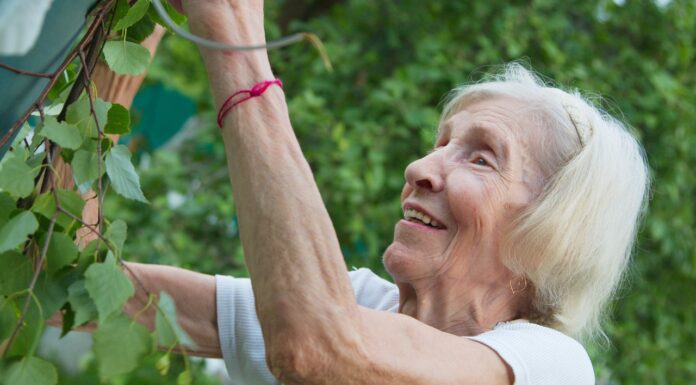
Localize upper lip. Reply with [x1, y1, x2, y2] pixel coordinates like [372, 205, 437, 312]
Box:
[402, 202, 446, 229]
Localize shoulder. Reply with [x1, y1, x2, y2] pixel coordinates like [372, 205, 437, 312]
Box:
[466, 321, 595, 385]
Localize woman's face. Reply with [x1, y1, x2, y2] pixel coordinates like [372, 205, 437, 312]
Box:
[384, 96, 543, 284]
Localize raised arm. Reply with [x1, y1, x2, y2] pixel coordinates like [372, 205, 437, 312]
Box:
[181, 0, 359, 363]
[183, 1, 512, 384]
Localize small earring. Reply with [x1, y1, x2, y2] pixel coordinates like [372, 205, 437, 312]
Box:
[509, 277, 528, 295]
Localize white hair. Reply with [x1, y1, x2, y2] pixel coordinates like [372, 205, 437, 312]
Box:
[440, 64, 650, 341]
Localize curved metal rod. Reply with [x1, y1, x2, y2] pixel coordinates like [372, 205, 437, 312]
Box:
[151, 0, 305, 51]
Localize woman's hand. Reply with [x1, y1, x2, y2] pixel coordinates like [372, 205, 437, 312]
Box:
[174, 0, 265, 44]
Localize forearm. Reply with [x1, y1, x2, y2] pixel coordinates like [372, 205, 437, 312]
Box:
[184, 1, 360, 350]
[124, 262, 221, 358]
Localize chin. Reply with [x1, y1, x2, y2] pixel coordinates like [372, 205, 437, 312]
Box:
[383, 241, 429, 282]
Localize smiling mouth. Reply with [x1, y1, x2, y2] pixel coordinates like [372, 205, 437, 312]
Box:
[403, 208, 446, 229]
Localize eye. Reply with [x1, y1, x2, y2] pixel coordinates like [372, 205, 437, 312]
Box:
[474, 157, 488, 166]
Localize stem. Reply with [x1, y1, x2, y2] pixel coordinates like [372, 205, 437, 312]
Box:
[0, 62, 53, 78]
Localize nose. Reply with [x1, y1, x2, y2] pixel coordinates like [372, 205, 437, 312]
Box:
[404, 152, 445, 193]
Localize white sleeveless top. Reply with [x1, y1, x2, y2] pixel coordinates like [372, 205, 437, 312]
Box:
[215, 268, 594, 385]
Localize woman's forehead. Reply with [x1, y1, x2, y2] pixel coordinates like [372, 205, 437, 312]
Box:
[437, 97, 536, 146]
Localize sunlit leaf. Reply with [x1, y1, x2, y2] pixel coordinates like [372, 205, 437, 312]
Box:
[71, 149, 100, 191]
[105, 145, 148, 203]
[103, 41, 151, 75]
[38, 116, 82, 150]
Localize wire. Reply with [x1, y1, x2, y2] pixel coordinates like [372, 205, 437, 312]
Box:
[150, 0, 306, 51]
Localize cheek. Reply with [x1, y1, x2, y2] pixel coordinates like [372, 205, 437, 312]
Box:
[446, 173, 487, 222]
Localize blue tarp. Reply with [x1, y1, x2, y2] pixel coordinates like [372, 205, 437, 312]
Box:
[0, 0, 97, 158]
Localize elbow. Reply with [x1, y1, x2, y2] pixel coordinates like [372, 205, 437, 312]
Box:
[266, 341, 325, 385]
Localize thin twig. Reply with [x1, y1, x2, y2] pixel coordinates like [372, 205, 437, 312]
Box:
[57, 207, 111, 247]
[0, 62, 53, 78]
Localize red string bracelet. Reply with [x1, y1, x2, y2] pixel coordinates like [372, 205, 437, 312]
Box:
[216, 78, 283, 128]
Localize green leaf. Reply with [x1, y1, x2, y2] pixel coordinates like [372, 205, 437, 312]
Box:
[67, 280, 98, 326]
[111, 0, 130, 28]
[0, 251, 31, 296]
[155, 353, 170, 375]
[0, 298, 18, 340]
[147, 0, 186, 32]
[127, 14, 156, 43]
[93, 314, 152, 378]
[105, 219, 128, 255]
[0, 150, 35, 198]
[84, 253, 134, 322]
[33, 273, 69, 319]
[113, 0, 151, 31]
[104, 103, 131, 135]
[38, 232, 78, 274]
[103, 41, 151, 75]
[177, 369, 191, 385]
[0, 191, 15, 228]
[156, 291, 195, 348]
[31, 189, 86, 230]
[3, 356, 58, 385]
[65, 93, 110, 139]
[71, 149, 100, 191]
[39, 116, 82, 150]
[106, 145, 148, 203]
[10, 123, 32, 149]
[0, 212, 38, 254]
[60, 303, 75, 337]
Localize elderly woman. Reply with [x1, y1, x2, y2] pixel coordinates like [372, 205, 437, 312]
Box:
[122, 1, 649, 384]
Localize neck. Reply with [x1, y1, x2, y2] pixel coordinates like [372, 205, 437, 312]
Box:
[396, 267, 525, 336]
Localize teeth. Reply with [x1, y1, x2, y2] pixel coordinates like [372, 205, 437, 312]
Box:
[403, 208, 442, 228]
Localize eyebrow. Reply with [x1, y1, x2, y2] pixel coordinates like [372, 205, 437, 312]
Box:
[437, 116, 513, 167]
[466, 123, 510, 162]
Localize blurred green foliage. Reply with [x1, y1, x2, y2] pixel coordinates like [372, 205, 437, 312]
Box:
[105, 0, 695, 384]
